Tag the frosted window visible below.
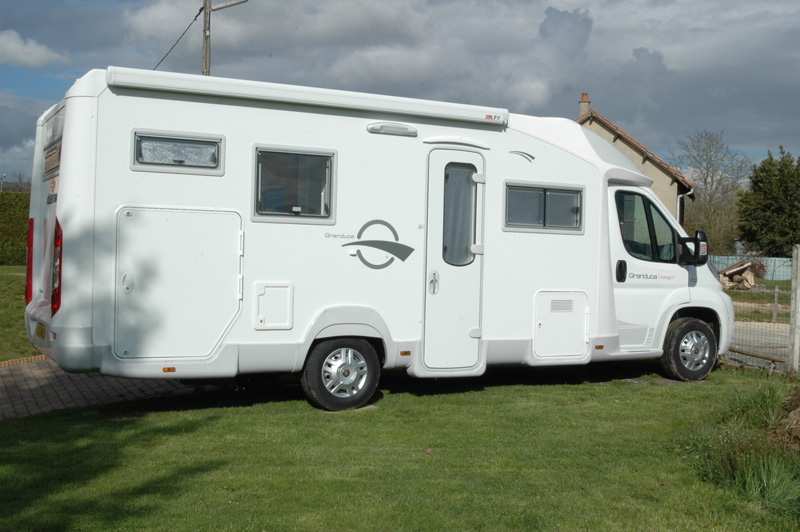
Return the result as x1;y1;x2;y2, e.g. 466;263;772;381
136;136;219;168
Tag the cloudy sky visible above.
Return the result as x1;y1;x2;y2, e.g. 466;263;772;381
1;0;798;180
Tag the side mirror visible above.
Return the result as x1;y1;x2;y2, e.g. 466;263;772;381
694;230;709;266
678;230;709;266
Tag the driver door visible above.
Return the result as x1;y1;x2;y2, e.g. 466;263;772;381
609;188;689;351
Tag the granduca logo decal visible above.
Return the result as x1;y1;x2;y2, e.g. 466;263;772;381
628;272;678;282
340;220;415;269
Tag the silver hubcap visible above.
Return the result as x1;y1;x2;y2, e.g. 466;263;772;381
321;348;369;397
678;330;710;371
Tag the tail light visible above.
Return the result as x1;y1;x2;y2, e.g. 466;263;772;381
52;218;62;316
26;218;34;305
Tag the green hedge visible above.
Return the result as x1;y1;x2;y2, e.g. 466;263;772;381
0;192;30;265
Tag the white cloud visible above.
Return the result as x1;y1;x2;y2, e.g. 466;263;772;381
0;30;69;68
124;1;199;44
0;141;36;177
210;3;593;113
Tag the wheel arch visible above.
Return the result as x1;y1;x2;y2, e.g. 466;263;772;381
296;306;395;371
668;306;721;349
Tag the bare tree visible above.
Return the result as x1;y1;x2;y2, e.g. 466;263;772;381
671;130;750;254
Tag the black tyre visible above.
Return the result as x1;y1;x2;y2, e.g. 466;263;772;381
660;318;717;381
301;338;380;411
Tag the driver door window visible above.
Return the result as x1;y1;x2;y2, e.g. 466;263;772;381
615;191;676;263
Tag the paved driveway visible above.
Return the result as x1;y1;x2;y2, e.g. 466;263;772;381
0;356;187;421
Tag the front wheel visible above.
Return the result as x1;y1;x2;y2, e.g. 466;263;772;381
660;318;717;381
301;338;380;411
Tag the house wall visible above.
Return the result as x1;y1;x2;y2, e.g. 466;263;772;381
581;121;681;219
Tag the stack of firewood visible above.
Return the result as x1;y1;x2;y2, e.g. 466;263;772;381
718;261;757;290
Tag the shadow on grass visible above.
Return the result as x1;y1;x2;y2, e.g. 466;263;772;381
0;409;226;531
0;359;680;530
88;358;668;416
379;359;667;399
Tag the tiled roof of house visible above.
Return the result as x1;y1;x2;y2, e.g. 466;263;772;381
577;107;693;192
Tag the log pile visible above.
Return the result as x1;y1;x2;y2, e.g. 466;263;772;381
719;261;757;290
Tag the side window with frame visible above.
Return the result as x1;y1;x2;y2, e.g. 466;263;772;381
505;184;582;231
614;191;676;262
255;150;332;218
133;133;223;176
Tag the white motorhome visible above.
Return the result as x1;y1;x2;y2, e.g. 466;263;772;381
25;67;734;410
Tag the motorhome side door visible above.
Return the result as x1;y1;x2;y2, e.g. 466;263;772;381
423;149;484;369
609;188;689;351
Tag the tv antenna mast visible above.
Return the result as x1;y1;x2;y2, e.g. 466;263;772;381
202;0;248;76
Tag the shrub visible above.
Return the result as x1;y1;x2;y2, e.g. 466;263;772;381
684;381;800;521
0;192;30;266
751;260;767;279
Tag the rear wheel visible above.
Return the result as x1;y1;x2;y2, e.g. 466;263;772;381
301;338;380;411
660;318;717;381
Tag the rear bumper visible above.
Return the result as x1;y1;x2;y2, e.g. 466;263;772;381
25;307;239;378
52;327;102;372
25;307;99;372
25;305;52;357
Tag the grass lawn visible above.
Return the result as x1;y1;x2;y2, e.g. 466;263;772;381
1;365;797;531
0;265;39;363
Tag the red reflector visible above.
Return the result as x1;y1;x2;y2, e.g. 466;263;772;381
26;218;34;305
51;218;62;316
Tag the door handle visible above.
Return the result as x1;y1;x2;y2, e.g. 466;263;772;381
429;271;440;295
616;260;627;283
121;272;135;293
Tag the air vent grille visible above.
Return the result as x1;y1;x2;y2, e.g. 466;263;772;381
551;300;573;313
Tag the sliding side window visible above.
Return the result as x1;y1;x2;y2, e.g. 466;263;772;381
505;184;582;231
256;150;332;219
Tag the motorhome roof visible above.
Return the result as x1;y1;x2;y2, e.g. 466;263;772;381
103;66;510;127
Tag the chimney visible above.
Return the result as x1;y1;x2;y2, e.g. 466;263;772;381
579;93;590;117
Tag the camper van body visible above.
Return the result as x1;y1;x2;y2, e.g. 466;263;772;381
25;67;733;409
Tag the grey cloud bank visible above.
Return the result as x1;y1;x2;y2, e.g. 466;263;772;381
1;0;798;177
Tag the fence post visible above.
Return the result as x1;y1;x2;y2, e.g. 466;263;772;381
789;244;800;374
773;285;779;323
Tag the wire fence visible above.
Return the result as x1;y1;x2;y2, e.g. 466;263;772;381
716;254;796;373
710;255;794;281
